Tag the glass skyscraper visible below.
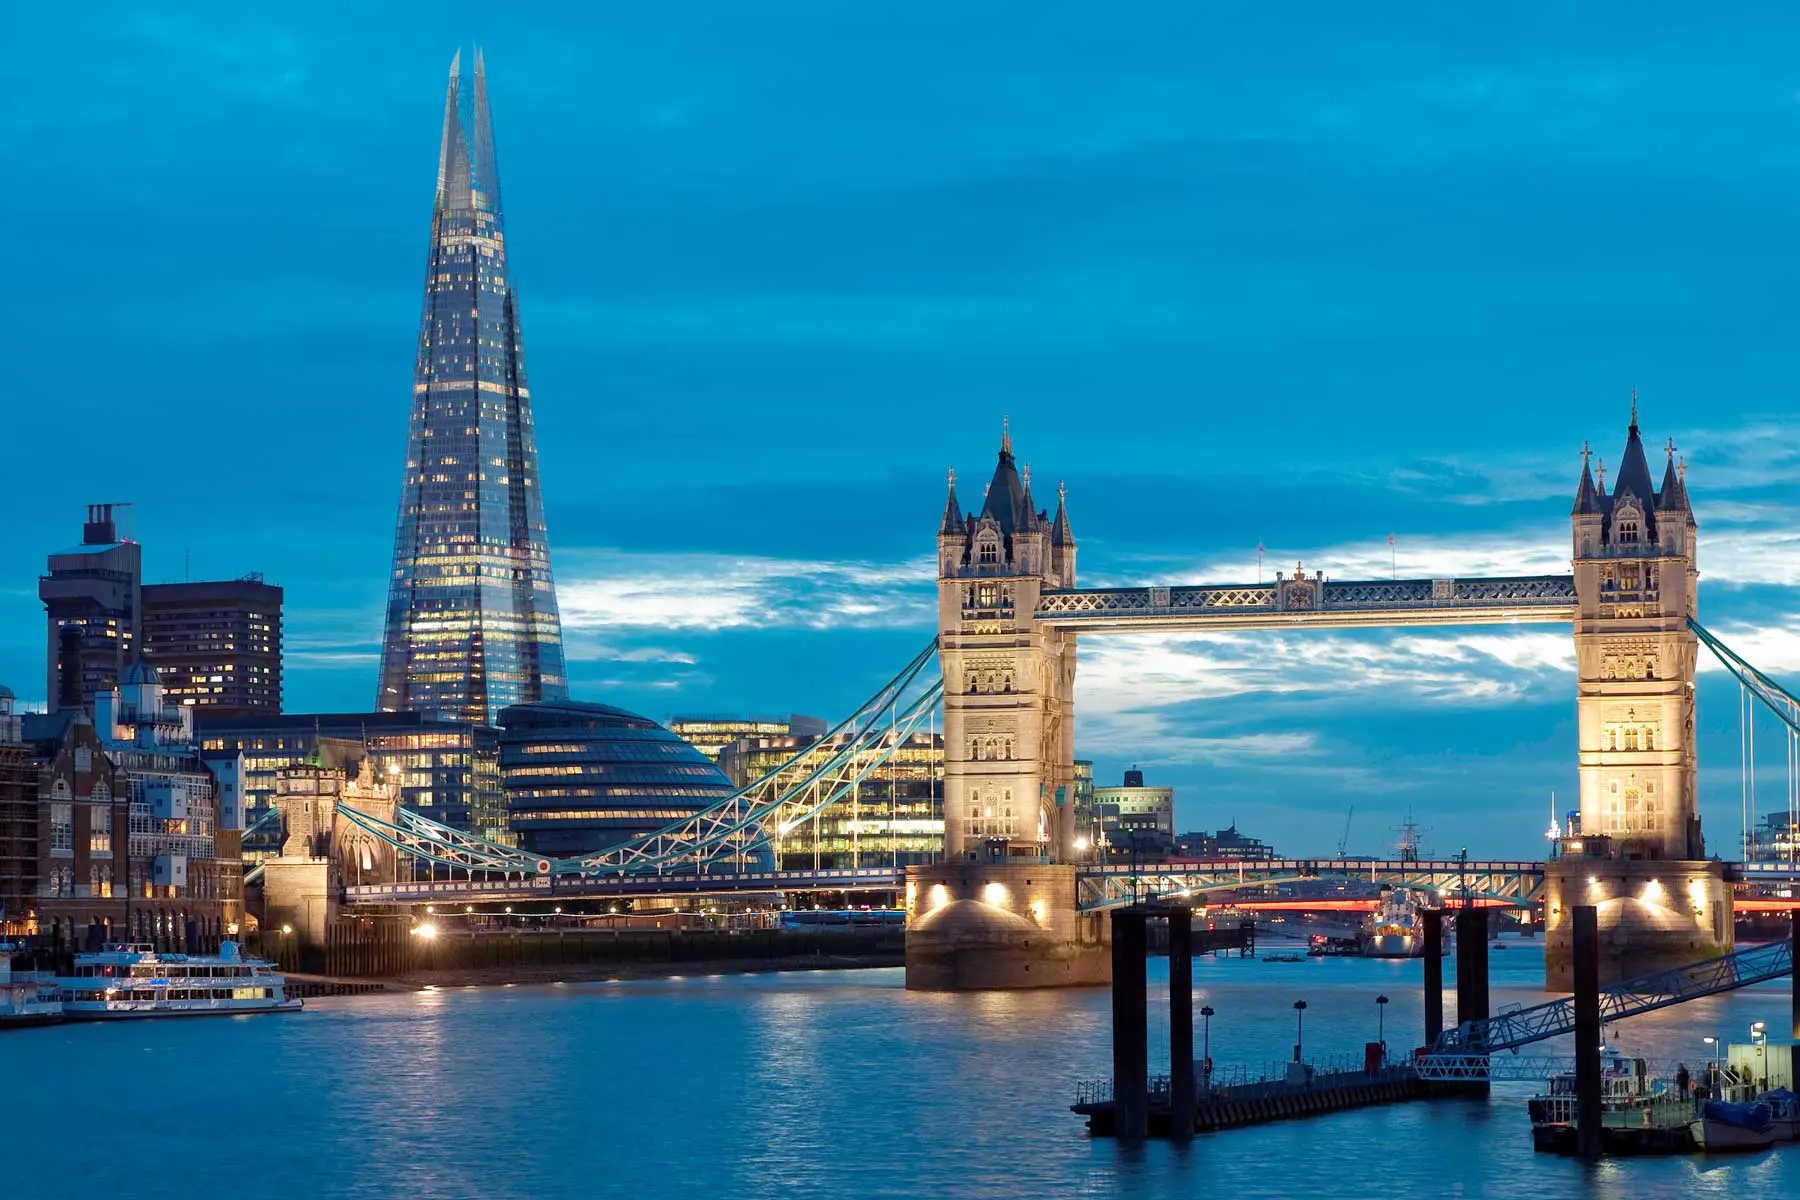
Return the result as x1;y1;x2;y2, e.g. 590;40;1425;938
378;50;568;725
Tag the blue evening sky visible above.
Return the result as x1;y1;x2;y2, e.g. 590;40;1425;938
6;3;1800;857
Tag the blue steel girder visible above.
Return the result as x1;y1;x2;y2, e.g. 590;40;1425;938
344;866;907;905
1691;619;1800;738
1035;574;1577;633
1432;938;1794;1056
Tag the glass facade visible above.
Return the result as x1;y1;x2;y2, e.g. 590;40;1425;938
720;732;945;870
196;712;504;844
501;701;739;856
378;50;566;725
670;714;828;762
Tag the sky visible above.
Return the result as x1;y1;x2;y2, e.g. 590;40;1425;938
5;2;1800;858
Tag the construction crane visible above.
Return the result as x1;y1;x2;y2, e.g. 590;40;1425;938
1336;806;1355;858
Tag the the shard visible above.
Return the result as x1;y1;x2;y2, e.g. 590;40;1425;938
377;50;568;724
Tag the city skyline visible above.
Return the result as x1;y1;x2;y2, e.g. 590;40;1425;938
7;7;1800;856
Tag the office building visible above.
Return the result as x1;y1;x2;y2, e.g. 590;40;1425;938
376;51;567;724
40;504;142;707
141;577;283;717
1175;825;1277;861
0;686;34;936
1091;767;1176;857
670;714;828;762
721;732;945;870
500;700;737;856
196;711;504;842
1750;811;1797;862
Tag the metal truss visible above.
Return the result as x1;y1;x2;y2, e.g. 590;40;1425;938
1432;938;1794;1056
1075;859;1547;913
334;639;943;881
1036;574;1577;630
1691;618;1800;737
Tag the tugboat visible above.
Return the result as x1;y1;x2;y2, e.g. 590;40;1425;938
59;941;301;1020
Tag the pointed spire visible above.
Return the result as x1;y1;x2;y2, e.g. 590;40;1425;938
435;52;471;212
1051;480;1074;547
1596;456;1606;491
1630;385;1639;429
470;46;503;218
939;468;963;536
980;420;1029;533
1611;393;1657;507
1658;437;1688;512
1001;415;1012;456
1572;442;1601;516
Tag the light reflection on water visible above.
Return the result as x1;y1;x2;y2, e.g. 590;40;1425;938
2;943;1795;1199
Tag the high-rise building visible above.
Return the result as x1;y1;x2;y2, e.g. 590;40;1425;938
669;714;828;762
141;577;284;717
377;51;566;725
0;686;35;936
40;504;142;708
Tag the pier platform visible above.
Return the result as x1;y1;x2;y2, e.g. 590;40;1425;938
1074;1062;1459;1137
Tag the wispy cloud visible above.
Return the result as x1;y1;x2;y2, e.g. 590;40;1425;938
556;551;935;632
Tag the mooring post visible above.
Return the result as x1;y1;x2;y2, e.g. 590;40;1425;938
1792;910;1799;1041
1454;908;1490;1028
1168;906;1196;1137
1574;905;1602;1159
1111;908;1149;1139
1422;909;1444;1050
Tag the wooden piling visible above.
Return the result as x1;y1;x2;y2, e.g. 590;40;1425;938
1111;908;1149;1139
1573;905;1602;1160
1422;909;1444;1049
1168;906;1196;1138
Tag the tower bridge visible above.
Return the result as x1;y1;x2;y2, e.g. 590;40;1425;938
291;404;1800;993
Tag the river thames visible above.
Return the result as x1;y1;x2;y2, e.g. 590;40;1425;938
5;938;1795;1199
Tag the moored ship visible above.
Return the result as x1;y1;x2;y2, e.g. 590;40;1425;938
0;950;63;1027
59;941;301;1020
1361;887;1433;958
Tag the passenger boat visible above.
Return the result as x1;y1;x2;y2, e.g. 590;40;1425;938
0;951;63;1028
59;941;301;1020
1526;1052;1691;1154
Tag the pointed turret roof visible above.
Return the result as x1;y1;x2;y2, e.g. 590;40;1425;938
939;470;964;536
1051;481;1074;547
1612;393;1657;506
979;420;1031;535
1572;446;1601;516
1657;442;1689;512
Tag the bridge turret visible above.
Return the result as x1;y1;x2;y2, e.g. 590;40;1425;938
936;423;1077;862
1570;399;1701;862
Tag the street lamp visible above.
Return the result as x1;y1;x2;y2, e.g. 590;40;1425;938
1703;1035;1722;1079
1293;1000;1308;1063
1200;1005;1215;1086
1376;994;1390;1055
1753;1021;1769;1089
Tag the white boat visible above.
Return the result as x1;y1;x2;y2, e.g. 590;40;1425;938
1362;887;1440;958
58;941;301;1020
1690;1099;1778;1152
0;952;63;1027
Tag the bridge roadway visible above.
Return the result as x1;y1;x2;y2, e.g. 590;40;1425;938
344;857;1556;909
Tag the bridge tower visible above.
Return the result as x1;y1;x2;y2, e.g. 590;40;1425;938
1546;400;1730;987
905;425;1104;989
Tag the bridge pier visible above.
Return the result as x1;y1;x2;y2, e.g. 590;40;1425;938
903;862;1109;990
1542;856;1730;990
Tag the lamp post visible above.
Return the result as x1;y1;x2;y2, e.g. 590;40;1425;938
1703;1034;1722;1095
1293;1000;1308;1063
1376;994;1390;1056
1200;1005;1215;1087
1752;1021;1769;1090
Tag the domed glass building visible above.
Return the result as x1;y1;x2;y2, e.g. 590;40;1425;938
498;700;739;856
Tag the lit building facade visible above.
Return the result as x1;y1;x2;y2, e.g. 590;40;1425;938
141;577;283;716
500;700;737;856
1090;767;1175;857
670;714;827;763
196;712;504;842
40;504;141;708
721;732;945;870
376;50;566;725
32;662;239;949
0;686;35;935
1750;811;1798;862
